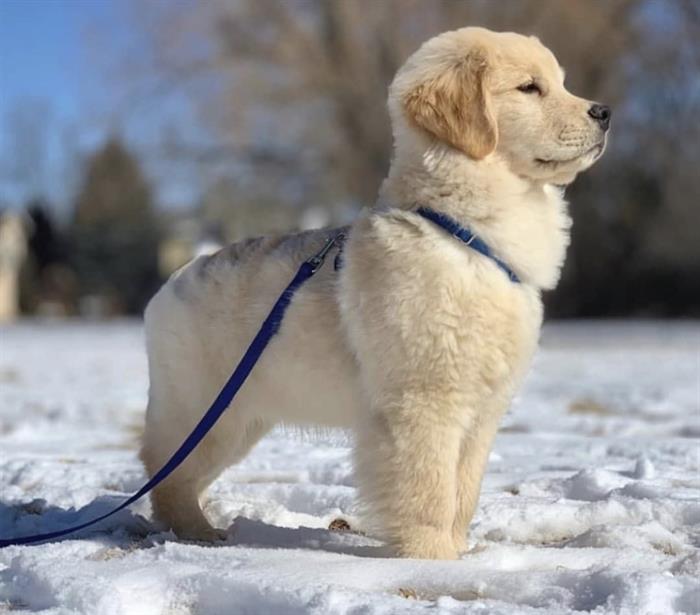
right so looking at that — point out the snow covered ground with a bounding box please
[0,320,698,615]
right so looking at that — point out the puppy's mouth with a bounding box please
[535,143,604,166]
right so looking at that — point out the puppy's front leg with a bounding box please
[355,397,463,559]
[452,414,501,552]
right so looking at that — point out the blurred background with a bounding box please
[0,0,698,321]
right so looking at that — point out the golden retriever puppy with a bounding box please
[141,27,609,559]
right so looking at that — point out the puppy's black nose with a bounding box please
[588,104,611,131]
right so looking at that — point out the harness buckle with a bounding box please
[306,232,346,273]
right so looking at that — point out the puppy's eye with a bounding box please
[517,81,541,95]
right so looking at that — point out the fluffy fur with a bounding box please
[141,27,608,559]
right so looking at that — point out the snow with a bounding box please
[1,320,699,614]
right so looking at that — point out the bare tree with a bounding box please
[109,0,699,316]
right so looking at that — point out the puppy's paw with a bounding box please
[176,525,227,543]
[394,526,458,560]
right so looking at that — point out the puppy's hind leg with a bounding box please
[142,396,272,542]
[141,401,221,541]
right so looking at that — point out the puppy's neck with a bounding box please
[378,130,571,290]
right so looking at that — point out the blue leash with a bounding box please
[0,232,345,548]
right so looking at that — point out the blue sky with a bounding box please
[0,0,103,121]
[1,0,206,216]
[1,0,114,211]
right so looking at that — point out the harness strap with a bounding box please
[416,207,521,283]
[0,232,344,548]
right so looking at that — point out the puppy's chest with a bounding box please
[388,250,537,380]
[438,277,537,330]
[422,266,540,374]
[342,216,542,388]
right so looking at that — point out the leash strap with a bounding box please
[0,232,344,548]
[416,207,520,283]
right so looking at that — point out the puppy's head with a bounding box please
[389,27,609,185]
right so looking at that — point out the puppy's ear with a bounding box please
[403,51,497,159]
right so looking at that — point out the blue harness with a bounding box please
[0,207,517,548]
[416,207,520,283]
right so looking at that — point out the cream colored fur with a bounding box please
[141,27,608,559]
